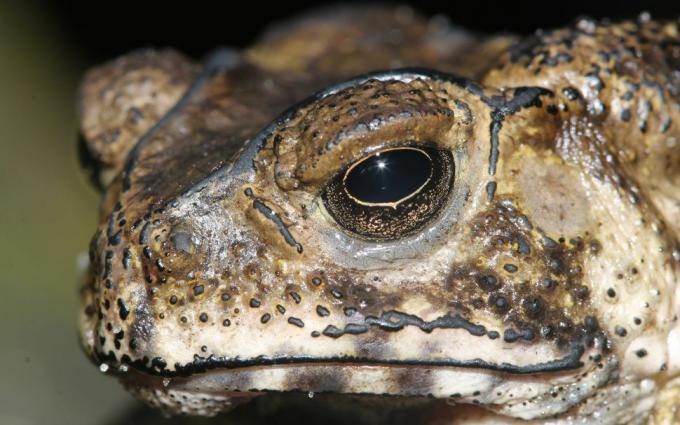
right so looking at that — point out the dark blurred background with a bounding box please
[1,1,678,424]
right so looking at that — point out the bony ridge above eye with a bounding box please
[321,144,454,241]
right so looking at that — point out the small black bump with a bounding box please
[117,298,130,321]
[260,313,271,324]
[573,285,590,300]
[289,292,302,304]
[193,285,204,296]
[620,108,631,122]
[477,274,498,291]
[288,317,305,328]
[541,325,555,338]
[199,313,209,322]
[522,297,544,319]
[316,305,330,317]
[249,298,261,308]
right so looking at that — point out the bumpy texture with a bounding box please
[77,6,680,424]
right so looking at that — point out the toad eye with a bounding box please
[321,145,454,240]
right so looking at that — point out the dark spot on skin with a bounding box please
[504,263,518,273]
[260,313,271,324]
[169,295,177,304]
[311,331,320,337]
[288,317,305,328]
[249,298,261,308]
[222,319,231,327]
[486,181,497,202]
[199,313,209,322]
[584,316,599,333]
[477,274,499,291]
[311,277,322,286]
[607,288,616,298]
[108,230,122,246]
[542,236,558,249]
[221,293,230,301]
[117,298,130,321]
[289,292,301,304]
[562,86,582,101]
[122,248,131,269]
[504,327,535,342]
[322,324,368,338]
[316,305,330,317]
[490,294,509,311]
[139,223,150,244]
[523,297,545,319]
[250,195,303,253]
[636,349,648,358]
[573,285,589,300]
[330,288,343,299]
[541,325,555,338]
[344,307,357,316]
[541,278,556,289]
[193,285,204,296]
[103,250,113,279]
[548,256,563,273]
[517,237,531,255]
[620,108,631,122]
[615,326,627,337]
[634,317,642,325]
[276,304,286,314]
[152,357,167,370]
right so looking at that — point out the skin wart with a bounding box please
[76,6,680,424]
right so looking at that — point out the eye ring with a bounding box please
[321,144,454,241]
[342,147,433,209]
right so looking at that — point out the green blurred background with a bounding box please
[2,1,678,424]
[0,3,126,425]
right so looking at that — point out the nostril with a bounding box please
[171,231,199,254]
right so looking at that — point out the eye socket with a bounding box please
[321,145,454,240]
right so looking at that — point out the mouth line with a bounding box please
[101,343,585,379]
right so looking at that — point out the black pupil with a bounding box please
[344,148,432,204]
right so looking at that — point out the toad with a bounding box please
[77,6,680,424]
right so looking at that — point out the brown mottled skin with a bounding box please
[77,6,680,424]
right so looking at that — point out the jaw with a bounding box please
[118,348,615,420]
